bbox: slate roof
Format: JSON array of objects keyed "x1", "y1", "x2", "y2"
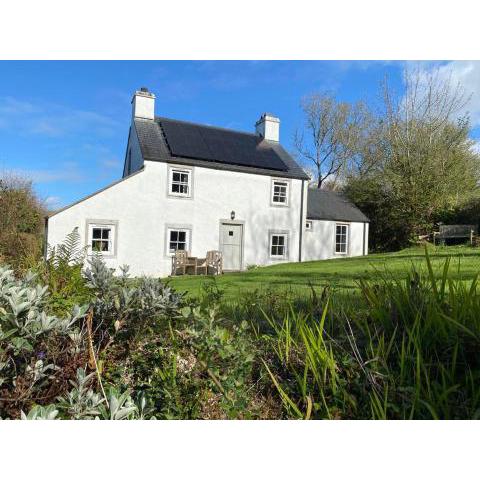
[
  {"x1": 307, "y1": 188, "x2": 369, "y2": 223},
  {"x1": 134, "y1": 117, "x2": 309, "y2": 180}
]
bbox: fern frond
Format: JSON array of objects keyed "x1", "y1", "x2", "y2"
[{"x1": 48, "y1": 228, "x2": 87, "y2": 267}]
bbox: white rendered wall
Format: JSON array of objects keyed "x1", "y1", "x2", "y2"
[
  {"x1": 47, "y1": 160, "x2": 306, "y2": 278},
  {"x1": 47, "y1": 169, "x2": 154, "y2": 275},
  {"x1": 302, "y1": 219, "x2": 368, "y2": 261}
]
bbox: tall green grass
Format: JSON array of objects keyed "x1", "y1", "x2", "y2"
[{"x1": 258, "y1": 248, "x2": 480, "y2": 419}]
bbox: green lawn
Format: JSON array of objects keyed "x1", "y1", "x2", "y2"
[{"x1": 167, "y1": 245, "x2": 480, "y2": 300}]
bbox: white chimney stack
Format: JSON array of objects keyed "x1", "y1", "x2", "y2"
[
  {"x1": 132, "y1": 87, "x2": 155, "y2": 120},
  {"x1": 255, "y1": 113, "x2": 280, "y2": 142}
]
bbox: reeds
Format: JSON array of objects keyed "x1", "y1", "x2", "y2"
[{"x1": 262, "y1": 247, "x2": 480, "y2": 419}]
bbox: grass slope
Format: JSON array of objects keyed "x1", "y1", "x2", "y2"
[{"x1": 168, "y1": 245, "x2": 480, "y2": 300}]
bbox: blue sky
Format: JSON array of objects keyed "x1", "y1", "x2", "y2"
[{"x1": 1, "y1": 60, "x2": 479, "y2": 209}]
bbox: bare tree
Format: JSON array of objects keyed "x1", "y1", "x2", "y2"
[
  {"x1": 385, "y1": 67, "x2": 470, "y2": 135},
  {"x1": 380, "y1": 67, "x2": 475, "y2": 221},
  {"x1": 294, "y1": 93, "x2": 367, "y2": 189},
  {"x1": 346, "y1": 66, "x2": 480, "y2": 250}
]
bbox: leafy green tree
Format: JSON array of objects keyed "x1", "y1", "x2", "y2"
[{"x1": 344, "y1": 68, "x2": 480, "y2": 250}]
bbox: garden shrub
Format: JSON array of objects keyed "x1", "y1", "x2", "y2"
[
  {"x1": 4, "y1": 238, "x2": 480, "y2": 420},
  {"x1": 104, "y1": 284, "x2": 264, "y2": 419},
  {"x1": 83, "y1": 256, "x2": 183, "y2": 348},
  {"x1": 36, "y1": 228, "x2": 93, "y2": 315},
  {"x1": 162, "y1": 305, "x2": 257, "y2": 419},
  {"x1": 0, "y1": 264, "x2": 88, "y2": 417},
  {"x1": 0, "y1": 174, "x2": 45, "y2": 272},
  {"x1": 0, "y1": 233, "x2": 157, "y2": 419},
  {"x1": 21, "y1": 367, "x2": 149, "y2": 420}
]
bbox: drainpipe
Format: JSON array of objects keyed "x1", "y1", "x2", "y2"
[
  {"x1": 298, "y1": 180, "x2": 305, "y2": 262},
  {"x1": 362, "y1": 222, "x2": 366, "y2": 256}
]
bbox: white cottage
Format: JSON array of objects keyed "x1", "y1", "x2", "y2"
[{"x1": 46, "y1": 88, "x2": 369, "y2": 277}]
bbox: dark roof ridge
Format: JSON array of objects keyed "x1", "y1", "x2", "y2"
[
  {"x1": 308, "y1": 187, "x2": 342, "y2": 192},
  {"x1": 308, "y1": 188, "x2": 347, "y2": 197}
]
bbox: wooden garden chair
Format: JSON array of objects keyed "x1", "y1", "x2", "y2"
[
  {"x1": 206, "y1": 250, "x2": 223, "y2": 275},
  {"x1": 192, "y1": 251, "x2": 223, "y2": 276},
  {"x1": 195, "y1": 256, "x2": 208, "y2": 276},
  {"x1": 171, "y1": 250, "x2": 196, "y2": 275}
]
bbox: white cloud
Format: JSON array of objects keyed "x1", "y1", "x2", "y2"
[
  {"x1": 78, "y1": 145, "x2": 123, "y2": 172},
  {"x1": 44, "y1": 195, "x2": 63, "y2": 209},
  {"x1": 0, "y1": 96, "x2": 121, "y2": 138},
  {"x1": 100, "y1": 158, "x2": 122, "y2": 169},
  {"x1": 471, "y1": 141, "x2": 480, "y2": 154},
  {"x1": 0, "y1": 97, "x2": 39, "y2": 115},
  {"x1": 31, "y1": 119, "x2": 63, "y2": 136},
  {"x1": 5, "y1": 163, "x2": 86, "y2": 184}
]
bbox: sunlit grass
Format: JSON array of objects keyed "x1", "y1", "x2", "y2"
[{"x1": 168, "y1": 244, "x2": 480, "y2": 300}]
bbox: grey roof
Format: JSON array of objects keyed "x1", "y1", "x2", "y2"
[
  {"x1": 134, "y1": 117, "x2": 309, "y2": 180},
  {"x1": 307, "y1": 189, "x2": 369, "y2": 223}
]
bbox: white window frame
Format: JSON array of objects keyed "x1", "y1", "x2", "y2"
[
  {"x1": 168, "y1": 166, "x2": 192, "y2": 198},
  {"x1": 305, "y1": 220, "x2": 313, "y2": 231},
  {"x1": 166, "y1": 227, "x2": 191, "y2": 255},
  {"x1": 269, "y1": 231, "x2": 289, "y2": 259},
  {"x1": 87, "y1": 221, "x2": 117, "y2": 257},
  {"x1": 271, "y1": 179, "x2": 290, "y2": 206},
  {"x1": 335, "y1": 223, "x2": 349, "y2": 255}
]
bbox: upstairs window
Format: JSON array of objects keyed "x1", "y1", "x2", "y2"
[
  {"x1": 271, "y1": 180, "x2": 289, "y2": 205},
  {"x1": 335, "y1": 224, "x2": 349, "y2": 254},
  {"x1": 270, "y1": 233, "x2": 288, "y2": 258},
  {"x1": 169, "y1": 167, "x2": 192, "y2": 197}
]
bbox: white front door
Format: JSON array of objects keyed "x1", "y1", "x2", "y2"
[{"x1": 220, "y1": 223, "x2": 243, "y2": 271}]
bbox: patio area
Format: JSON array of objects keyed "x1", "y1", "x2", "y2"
[{"x1": 171, "y1": 250, "x2": 223, "y2": 276}]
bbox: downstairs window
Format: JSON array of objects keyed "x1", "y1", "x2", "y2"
[
  {"x1": 88, "y1": 223, "x2": 116, "y2": 256},
  {"x1": 270, "y1": 233, "x2": 288, "y2": 258},
  {"x1": 335, "y1": 224, "x2": 349, "y2": 254},
  {"x1": 168, "y1": 228, "x2": 190, "y2": 253}
]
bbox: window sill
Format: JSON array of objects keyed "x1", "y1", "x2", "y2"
[
  {"x1": 168, "y1": 192, "x2": 192, "y2": 199},
  {"x1": 168, "y1": 191, "x2": 191, "y2": 197},
  {"x1": 165, "y1": 251, "x2": 191, "y2": 258},
  {"x1": 87, "y1": 252, "x2": 116, "y2": 259}
]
